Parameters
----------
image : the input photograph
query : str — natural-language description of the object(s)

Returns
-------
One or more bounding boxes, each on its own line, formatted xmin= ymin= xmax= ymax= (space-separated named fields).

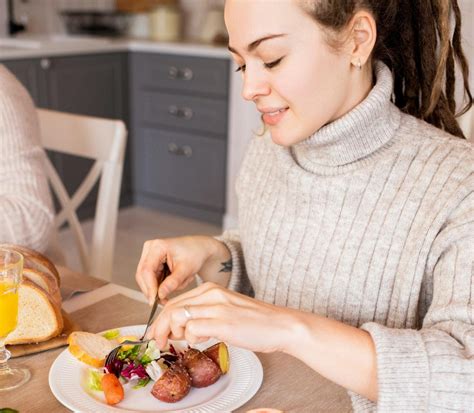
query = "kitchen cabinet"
xmin=1 ymin=53 xmax=130 ymax=220
xmin=130 ymin=52 xmax=230 ymax=225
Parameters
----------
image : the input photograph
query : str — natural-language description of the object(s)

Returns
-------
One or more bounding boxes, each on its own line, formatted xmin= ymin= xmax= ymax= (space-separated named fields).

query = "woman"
xmin=0 ymin=65 xmax=54 ymax=252
xmin=136 ymin=1 xmax=473 ymax=411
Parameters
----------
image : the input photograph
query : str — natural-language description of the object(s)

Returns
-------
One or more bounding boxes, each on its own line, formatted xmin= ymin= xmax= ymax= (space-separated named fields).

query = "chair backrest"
xmin=37 ymin=108 xmax=127 ymax=281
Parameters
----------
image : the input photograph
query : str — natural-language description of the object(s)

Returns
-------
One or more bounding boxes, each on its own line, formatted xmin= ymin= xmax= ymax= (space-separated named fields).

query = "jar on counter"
xmin=149 ymin=4 xmax=181 ymax=42
xmin=127 ymin=12 xmax=151 ymax=39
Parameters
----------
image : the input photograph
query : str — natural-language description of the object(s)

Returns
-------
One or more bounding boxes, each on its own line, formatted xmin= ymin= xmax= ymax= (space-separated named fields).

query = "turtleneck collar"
xmin=288 ymin=61 xmax=401 ymax=175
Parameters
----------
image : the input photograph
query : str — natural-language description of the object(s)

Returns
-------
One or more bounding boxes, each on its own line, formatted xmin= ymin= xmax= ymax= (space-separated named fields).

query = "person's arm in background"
xmin=0 ymin=65 xmax=54 ymax=252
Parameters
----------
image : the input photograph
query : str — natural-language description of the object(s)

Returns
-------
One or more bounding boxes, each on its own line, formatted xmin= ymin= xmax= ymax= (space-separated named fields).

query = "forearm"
xmin=287 ymin=311 xmax=378 ymax=401
xmin=197 ymin=236 xmax=232 ymax=287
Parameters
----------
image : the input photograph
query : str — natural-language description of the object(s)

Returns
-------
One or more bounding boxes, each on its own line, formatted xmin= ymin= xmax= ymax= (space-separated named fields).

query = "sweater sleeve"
xmin=0 ymin=66 xmax=54 ymax=252
xmin=215 ymin=229 xmax=254 ymax=297
xmin=356 ymin=189 xmax=474 ymax=412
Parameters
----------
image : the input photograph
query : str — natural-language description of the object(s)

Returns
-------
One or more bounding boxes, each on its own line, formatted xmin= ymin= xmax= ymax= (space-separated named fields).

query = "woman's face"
xmin=225 ymin=0 xmax=355 ymax=146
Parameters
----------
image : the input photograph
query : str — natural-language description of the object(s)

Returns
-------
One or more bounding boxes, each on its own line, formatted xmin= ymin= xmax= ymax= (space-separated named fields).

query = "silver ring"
xmin=183 ymin=305 xmax=192 ymax=321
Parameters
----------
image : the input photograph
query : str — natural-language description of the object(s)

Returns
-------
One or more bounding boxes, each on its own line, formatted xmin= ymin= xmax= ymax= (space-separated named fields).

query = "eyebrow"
xmin=228 ymin=34 xmax=287 ymax=55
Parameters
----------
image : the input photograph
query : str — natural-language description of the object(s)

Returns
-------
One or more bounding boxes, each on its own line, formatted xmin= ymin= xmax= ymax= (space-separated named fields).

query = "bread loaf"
xmin=0 ymin=243 xmax=60 ymax=286
xmin=1 ymin=244 xmax=64 ymax=345
xmin=5 ymin=280 xmax=63 ymax=345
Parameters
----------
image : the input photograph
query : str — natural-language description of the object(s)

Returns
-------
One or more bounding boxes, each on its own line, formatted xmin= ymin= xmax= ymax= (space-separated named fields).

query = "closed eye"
xmin=235 ymin=57 xmax=284 ymax=73
xmin=264 ymin=57 xmax=283 ymax=69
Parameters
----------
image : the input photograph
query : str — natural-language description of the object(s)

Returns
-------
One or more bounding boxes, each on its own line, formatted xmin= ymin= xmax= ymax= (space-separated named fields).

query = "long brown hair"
xmin=301 ymin=0 xmax=473 ymax=139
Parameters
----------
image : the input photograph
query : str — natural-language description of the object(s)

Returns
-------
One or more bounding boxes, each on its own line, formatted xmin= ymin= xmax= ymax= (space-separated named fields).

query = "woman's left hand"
xmin=146 ymin=282 xmax=302 ymax=354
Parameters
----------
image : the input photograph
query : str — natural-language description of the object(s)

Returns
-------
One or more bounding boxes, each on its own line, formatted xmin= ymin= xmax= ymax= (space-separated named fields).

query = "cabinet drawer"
xmin=139 ymin=129 xmax=226 ymax=209
xmin=140 ymin=91 xmax=227 ymax=136
xmin=131 ymin=53 xmax=229 ymax=97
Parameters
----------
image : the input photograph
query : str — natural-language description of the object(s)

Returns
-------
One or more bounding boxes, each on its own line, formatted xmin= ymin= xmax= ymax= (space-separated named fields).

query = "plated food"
xmin=50 ymin=325 xmax=263 ymax=412
xmin=67 ymin=329 xmax=230 ymax=405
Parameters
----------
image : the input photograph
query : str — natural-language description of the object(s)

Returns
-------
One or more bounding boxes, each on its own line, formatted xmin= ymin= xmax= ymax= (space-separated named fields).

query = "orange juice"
xmin=0 ymin=281 xmax=18 ymax=338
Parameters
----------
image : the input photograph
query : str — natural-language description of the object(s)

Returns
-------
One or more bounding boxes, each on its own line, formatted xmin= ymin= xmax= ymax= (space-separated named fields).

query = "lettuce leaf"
xmin=102 ymin=329 xmax=120 ymax=340
xmin=140 ymin=340 xmax=160 ymax=364
xmin=133 ymin=377 xmax=151 ymax=389
xmin=87 ymin=369 xmax=104 ymax=391
xmin=117 ymin=345 xmax=141 ymax=361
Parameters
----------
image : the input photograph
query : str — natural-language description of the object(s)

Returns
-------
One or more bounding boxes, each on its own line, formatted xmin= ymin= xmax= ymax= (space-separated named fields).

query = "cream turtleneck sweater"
xmin=219 ymin=62 xmax=474 ymax=412
xmin=0 ymin=65 xmax=54 ymax=252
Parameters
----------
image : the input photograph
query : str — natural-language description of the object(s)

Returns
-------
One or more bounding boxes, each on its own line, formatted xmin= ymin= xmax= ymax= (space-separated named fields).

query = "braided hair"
xmin=300 ymin=0 xmax=472 ymax=139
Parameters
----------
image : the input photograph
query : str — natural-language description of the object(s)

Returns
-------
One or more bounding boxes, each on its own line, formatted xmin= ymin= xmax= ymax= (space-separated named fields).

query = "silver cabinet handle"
xmin=167 ymin=66 xmax=193 ymax=81
xmin=181 ymin=67 xmax=193 ymax=80
xmin=182 ymin=145 xmax=193 ymax=157
xmin=168 ymin=66 xmax=178 ymax=79
xmin=168 ymin=143 xmax=193 ymax=158
xmin=168 ymin=105 xmax=193 ymax=120
xmin=40 ymin=58 xmax=51 ymax=70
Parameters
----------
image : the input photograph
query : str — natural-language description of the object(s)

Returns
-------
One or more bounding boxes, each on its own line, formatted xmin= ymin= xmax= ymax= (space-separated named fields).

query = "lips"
xmin=261 ymin=107 xmax=288 ymax=126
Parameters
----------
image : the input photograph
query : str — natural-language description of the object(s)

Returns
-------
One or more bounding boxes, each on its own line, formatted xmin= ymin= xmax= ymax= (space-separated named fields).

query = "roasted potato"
xmin=151 ymin=363 xmax=191 ymax=403
xmin=203 ymin=342 xmax=230 ymax=374
xmin=182 ymin=348 xmax=222 ymax=388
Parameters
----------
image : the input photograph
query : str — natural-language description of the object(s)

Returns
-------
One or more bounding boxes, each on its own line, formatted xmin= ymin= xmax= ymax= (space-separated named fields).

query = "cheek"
xmin=283 ymin=58 xmax=349 ymax=133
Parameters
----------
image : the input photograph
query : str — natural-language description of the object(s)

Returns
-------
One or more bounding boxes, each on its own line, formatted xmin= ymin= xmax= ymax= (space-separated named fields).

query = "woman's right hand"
xmin=135 ymin=235 xmax=229 ymax=305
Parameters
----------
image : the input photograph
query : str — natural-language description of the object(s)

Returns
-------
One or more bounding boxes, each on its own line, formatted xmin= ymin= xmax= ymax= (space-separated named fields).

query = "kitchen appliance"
xmin=60 ymin=10 xmax=128 ymax=37
xmin=127 ymin=12 xmax=150 ymax=39
xmin=7 ymin=0 xmax=26 ymax=35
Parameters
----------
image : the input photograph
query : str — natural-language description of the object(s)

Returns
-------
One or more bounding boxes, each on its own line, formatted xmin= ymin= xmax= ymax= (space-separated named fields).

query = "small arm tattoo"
xmin=219 ymin=258 xmax=232 ymax=273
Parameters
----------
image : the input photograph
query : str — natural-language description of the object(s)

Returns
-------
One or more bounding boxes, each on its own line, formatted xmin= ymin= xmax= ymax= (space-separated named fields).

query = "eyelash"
xmin=235 ymin=57 xmax=284 ymax=73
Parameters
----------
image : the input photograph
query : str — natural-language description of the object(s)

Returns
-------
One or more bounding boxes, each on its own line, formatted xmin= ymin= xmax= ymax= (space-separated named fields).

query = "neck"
xmin=330 ymin=64 xmax=374 ymax=124
xmin=288 ymin=61 xmax=401 ymax=175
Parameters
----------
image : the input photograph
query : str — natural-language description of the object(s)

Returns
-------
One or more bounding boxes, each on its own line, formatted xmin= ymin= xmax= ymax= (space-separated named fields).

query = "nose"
xmin=241 ymin=70 xmax=271 ymax=101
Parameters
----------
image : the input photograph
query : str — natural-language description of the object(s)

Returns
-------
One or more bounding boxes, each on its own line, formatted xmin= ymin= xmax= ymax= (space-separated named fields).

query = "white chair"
xmin=37 ymin=108 xmax=127 ymax=281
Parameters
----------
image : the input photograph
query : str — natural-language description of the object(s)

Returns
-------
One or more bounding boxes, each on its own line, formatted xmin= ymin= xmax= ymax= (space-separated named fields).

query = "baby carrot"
xmin=101 ymin=373 xmax=124 ymax=405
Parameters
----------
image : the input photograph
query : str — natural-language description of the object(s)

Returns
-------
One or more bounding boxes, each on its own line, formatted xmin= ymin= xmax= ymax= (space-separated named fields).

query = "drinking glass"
xmin=0 ymin=248 xmax=30 ymax=391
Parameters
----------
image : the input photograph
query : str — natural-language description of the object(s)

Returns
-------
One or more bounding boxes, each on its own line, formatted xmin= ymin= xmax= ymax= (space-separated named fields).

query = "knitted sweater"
xmin=0 ymin=65 xmax=54 ymax=252
xmin=220 ymin=62 xmax=474 ymax=412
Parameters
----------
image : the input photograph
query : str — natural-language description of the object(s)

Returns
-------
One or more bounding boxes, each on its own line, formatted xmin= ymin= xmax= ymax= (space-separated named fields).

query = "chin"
xmin=269 ymin=128 xmax=305 ymax=147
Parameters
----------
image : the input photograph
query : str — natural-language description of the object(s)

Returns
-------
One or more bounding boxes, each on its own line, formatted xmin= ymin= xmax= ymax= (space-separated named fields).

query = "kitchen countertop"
xmin=0 ymin=35 xmax=230 ymax=60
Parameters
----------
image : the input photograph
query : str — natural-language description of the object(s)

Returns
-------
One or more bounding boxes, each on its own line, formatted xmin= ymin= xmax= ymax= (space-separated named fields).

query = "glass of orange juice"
xmin=0 ymin=248 xmax=30 ymax=391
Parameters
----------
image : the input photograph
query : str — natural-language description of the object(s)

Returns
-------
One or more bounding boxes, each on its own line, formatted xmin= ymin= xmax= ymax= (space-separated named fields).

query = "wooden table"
xmin=1 ymin=267 xmax=352 ymax=413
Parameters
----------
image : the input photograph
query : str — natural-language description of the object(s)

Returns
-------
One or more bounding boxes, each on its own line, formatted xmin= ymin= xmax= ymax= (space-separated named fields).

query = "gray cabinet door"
xmin=43 ymin=53 xmax=129 ymax=220
xmin=43 ymin=53 xmax=126 ymax=118
xmin=140 ymin=91 xmax=228 ymax=136
xmin=1 ymin=59 xmax=44 ymax=106
xmin=131 ymin=53 xmax=229 ymax=97
xmin=1 ymin=54 xmax=129 ymax=220
xmin=137 ymin=128 xmax=226 ymax=211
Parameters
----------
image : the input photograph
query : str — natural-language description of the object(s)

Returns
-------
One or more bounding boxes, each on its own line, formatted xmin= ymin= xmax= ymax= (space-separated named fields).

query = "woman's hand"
xmin=135 ymin=236 xmax=231 ymax=305
xmin=145 ymin=282 xmax=302 ymax=354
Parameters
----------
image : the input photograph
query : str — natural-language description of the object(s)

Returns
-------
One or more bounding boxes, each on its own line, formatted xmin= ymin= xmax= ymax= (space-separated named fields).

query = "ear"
xmin=348 ymin=11 xmax=377 ymax=69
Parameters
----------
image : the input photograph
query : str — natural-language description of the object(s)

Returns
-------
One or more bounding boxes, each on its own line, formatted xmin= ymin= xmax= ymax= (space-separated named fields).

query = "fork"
xmin=105 ymin=263 xmax=170 ymax=366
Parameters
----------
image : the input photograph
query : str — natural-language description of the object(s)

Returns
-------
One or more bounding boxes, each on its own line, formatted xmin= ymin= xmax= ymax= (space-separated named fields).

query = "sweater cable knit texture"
xmin=219 ymin=62 xmax=474 ymax=412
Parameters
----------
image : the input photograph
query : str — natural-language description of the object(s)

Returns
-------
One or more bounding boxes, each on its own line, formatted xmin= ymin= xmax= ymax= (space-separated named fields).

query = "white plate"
xmin=49 ymin=325 xmax=263 ymax=413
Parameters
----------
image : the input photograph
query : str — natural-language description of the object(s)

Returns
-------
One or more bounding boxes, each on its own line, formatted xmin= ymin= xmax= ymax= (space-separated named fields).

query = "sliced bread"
xmin=22 ymin=267 xmax=61 ymax=307
xmin=5 ymin=279 xmax=63 ymax=345
xmin=67 ymin=331 xmax=115 ymax=368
